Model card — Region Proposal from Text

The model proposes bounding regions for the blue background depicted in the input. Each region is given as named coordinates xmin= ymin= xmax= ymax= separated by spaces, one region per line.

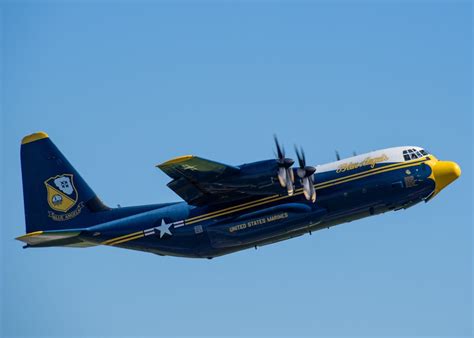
xmin=1 ymin=1 xmax=472 ymax=337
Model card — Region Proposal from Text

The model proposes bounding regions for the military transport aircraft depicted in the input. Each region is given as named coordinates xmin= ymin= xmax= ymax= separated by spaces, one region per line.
xmin=17 ymin=132 xmax=461 ymax=258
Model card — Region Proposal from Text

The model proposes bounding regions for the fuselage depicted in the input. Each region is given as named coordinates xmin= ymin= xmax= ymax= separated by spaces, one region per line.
xmin=80 ymin=146 xmax=460 ymax=258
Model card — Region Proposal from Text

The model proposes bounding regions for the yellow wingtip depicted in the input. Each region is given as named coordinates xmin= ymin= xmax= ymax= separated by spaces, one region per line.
xmin=21 ymin=132 xmax=49 ymax=145
xmin=157 ymin=155 xmax=194 ymax=167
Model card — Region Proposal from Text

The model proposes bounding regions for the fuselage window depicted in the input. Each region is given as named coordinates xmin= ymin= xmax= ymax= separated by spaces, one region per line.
xmin=420 ymin=149 xmax=428 ymax=156
xmin=402 ymin=150 xmax=411 ymax=161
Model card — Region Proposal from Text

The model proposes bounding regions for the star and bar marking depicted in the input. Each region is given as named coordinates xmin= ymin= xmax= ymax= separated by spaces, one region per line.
xmin=104 ymin=219 xmax=185 ymax=246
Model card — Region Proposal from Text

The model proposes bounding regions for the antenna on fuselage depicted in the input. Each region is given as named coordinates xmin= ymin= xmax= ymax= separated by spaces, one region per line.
xmin=353 ymin=150 xmax=357 ymax=156
xmin=335 ymin=150 xmax=341 ymax=161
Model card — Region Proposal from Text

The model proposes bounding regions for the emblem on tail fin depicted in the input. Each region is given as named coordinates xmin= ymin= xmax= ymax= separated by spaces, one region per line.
xmin=45 ymin=174 xmax=78 ymax=212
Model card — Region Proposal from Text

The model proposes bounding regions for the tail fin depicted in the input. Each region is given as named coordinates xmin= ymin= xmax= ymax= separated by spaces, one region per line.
xmin=21 ymin=132 xmax=110 ymax=234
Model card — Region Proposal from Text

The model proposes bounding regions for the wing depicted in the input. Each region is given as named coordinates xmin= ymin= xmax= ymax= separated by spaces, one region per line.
xmin=157 ymin=155 xmax=282 ymax=206
xmin=158 ymin=155 xmax=240 ymax=181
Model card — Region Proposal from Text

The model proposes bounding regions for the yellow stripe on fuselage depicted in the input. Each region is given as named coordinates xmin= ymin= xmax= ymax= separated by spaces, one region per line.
xmin=185 ymin=195 xmax=277 ymax=222
xmin=186 ymin=194 xmax=292 ymax=225
xmin=102 ymin=157 xmax=430 ymax=246
xmin=108 ymin=233 xmax=145 ymax=246
xmin=102 ymin=230 xmax=143 ymax=245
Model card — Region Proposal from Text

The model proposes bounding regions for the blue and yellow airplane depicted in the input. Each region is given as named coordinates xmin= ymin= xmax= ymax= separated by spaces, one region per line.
xmin=17 ymin=132 xmax=461 ymax=258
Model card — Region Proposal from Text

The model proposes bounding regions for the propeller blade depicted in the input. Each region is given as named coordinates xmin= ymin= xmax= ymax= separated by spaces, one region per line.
xmin=295 ymin=147 xmax=316 ymax=178
xmin=278 ymin=167 xmax=287 ymax=187
xmin=275 ymin=136 xmax=294 ymax=167
xmin=296 ymin=167 xmax=306 ymax=179
xmin=274 ymin=135 xmax=284 ymax=159
xmin=295 ymin=146 xmax=306 ymax=168
xmin=310 ymin=183 xmax=316 ymax=203
xmin=294 ymin=145 xmax=317 ymax=203
xmin=288 ymin=167 xmax=295 ymax=183
xmin=274 ymin=136 xmax=295 ymax=194
xmin=286 ymin=169 xmax=294 ymax=195
xmin=302 ymin=177 xmax=311 ymax=200
xmin=302 ymin=176 xmax=317 ymax=203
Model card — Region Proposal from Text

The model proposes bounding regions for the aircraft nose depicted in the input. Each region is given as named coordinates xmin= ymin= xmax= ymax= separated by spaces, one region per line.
xmin=432 ymin=160 xmax=461 ymax=193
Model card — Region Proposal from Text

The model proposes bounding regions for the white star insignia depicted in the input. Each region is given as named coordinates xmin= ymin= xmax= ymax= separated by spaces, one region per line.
xmin=155 ymin=219 xmax=173 ymax=238
xmin=181 ymin=164 xmax=198 ymax=171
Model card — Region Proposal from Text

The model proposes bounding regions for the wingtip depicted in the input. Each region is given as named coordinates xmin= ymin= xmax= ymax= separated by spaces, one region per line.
xmin=21 ymin=131 xmax=49 ymax=145
xmin=157 ymin=155 xmax=194 ymax=167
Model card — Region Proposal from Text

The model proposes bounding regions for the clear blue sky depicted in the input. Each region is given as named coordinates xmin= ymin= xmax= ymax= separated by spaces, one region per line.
xmin=1 ymin=1 xmax=472 ymax=337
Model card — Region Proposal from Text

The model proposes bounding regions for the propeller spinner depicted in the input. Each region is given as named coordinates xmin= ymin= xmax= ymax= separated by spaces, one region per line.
xmin=274 ymin=136 xmax=295 ymax=196
xmin=295 ymin=146 xmax=317 ymax=203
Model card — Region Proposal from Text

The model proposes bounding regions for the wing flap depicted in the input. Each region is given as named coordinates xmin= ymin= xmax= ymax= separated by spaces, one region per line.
xmin=167 ymin=177 xmax=207 ymax=204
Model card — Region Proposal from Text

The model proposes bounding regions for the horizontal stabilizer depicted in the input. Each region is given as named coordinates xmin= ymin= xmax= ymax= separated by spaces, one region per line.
xmin=16 ymin=230 xmax=97 ymax=248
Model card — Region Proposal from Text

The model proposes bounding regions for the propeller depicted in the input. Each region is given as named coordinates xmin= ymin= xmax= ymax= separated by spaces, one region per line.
xmin=295 ymin=146 xmax=317 ymax=203
xmin=274 ymin=135 xmax=295 ymax=196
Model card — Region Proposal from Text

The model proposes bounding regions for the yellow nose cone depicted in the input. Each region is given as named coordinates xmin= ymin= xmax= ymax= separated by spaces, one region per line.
xmin=432 ymin=161 xmax=461 ymax=194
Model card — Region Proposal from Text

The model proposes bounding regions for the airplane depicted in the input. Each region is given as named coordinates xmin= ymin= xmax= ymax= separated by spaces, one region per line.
xmin=17 ymin=132 xmax=461 ymax=259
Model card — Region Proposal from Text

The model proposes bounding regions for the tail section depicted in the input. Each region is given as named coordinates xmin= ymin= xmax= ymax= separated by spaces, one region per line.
xmin=20 ymin=132 xmax=110 ymax=234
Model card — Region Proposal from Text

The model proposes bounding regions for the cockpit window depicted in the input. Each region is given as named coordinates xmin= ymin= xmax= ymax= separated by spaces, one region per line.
xmin=402 ymin=148 xmax=429 ymax=161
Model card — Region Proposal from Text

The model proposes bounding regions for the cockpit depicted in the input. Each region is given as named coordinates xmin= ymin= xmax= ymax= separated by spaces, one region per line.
xmin=402 ymin=148 xmax=429 ymax=161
